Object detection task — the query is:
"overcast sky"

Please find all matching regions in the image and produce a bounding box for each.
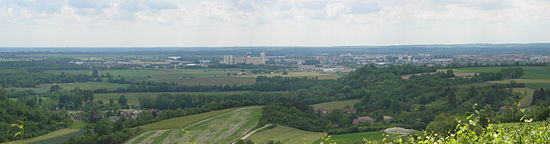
[0,0,549,47]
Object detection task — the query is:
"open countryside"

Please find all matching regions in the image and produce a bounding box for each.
[1,0,550,142]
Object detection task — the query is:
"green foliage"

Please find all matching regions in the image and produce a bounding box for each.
[0,95,72,142]
[426,113,459,137]
[366,105,550,144]
[260,101,330,132]
[118,95,128,106]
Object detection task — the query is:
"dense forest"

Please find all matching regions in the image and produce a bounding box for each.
[0,89,72,142]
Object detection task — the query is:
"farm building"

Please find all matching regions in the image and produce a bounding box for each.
[353,116,375,125]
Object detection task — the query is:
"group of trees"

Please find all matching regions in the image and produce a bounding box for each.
[0,89,72,142]
[0,71,92,88]
[254,76,321,91]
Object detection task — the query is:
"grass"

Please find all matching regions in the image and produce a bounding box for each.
[164,77,255,86]
[525,83,550,88]
[512,88,535,107]
[128,106,262,144]
[248,125,324,144]
[314,131,398,144]
[45,69,256,85]
[183,106,262,144]
[7,82,129,93]
[311,99,361,111]
[151,131,172,144]
[487,79,550,84]
[236,72,341,80]
[94,91,280,105]
[132,131,156,144]
[135,107,240,131]
[7,121,85,144]
[444,66,550,80]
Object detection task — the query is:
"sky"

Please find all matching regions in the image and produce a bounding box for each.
[0,0,549,47]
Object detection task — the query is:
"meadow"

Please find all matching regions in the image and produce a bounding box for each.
[7,82,129,93]
[512,88,535,107]
[236,72,341,80]
[7,121,85,144]
[311,99,361,111]
[128,106,262,144]
[441,66,550,88]
[248,125,324,144]
[95,91,281,105]
[134,107,240,132]
[46,68,256,86]
[314,131,397,144]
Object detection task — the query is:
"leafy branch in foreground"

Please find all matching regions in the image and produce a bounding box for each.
[363,104,550,144]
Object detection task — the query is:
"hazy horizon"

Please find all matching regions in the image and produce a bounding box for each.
[1,0,549,47]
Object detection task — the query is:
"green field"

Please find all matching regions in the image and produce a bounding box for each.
[512,88,535,107]
[7,82,129,93]
[248,125,324,144]
[447,66,550,80]
[314,131,397,144]
[135,107,241,132]
[7,121,85,144]
[45,69,256,86]
[441,66,550,88]
[95,91,281,105]
[237,72,341,80]
[128,106,262,144]
[311,99,361,111]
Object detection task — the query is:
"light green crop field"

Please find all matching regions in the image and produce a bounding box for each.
[127,106,262,144]
[6,121,85,144]
[134,107,240,132]
[95,91,281,105]
[444,66,550,80]
[512,88,535,107]
[248,125,324,144]
[440,66,550,88]
[237,72,341,80]
[314,131,398,144]
[46,69,256,85]
[7,82,129,93]
[311,99,361,111]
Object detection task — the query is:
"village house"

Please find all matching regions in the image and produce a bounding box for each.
[352,116,375,125]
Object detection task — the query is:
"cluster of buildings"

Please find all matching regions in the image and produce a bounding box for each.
[221,51,266,65]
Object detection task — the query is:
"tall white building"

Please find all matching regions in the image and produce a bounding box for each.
[222,51,266,65]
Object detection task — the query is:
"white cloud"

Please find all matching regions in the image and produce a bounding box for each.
[0,0,549,47]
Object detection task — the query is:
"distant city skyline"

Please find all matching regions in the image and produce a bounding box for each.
[0,0,549,47]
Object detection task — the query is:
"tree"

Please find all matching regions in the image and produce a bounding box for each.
[118,95,128,106]
[92,69,100,78]
[50,85,62,92]
[109,98,114,106]
[446,87,457,106]
[426,113,458,136]
[94,118,113,136]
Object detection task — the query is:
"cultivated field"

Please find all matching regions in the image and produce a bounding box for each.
[512,88,535,107]
[314,131,397,144]
[248,125,324,144]
[127,106,262,144]
[311,99,361,111]
[134,107,240,132]
[7,121,85,144]
[442,66,550,88]
[236,72,341,80]
[7,82,129,93]
[95,91,282,105]
[46,68,256,85]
